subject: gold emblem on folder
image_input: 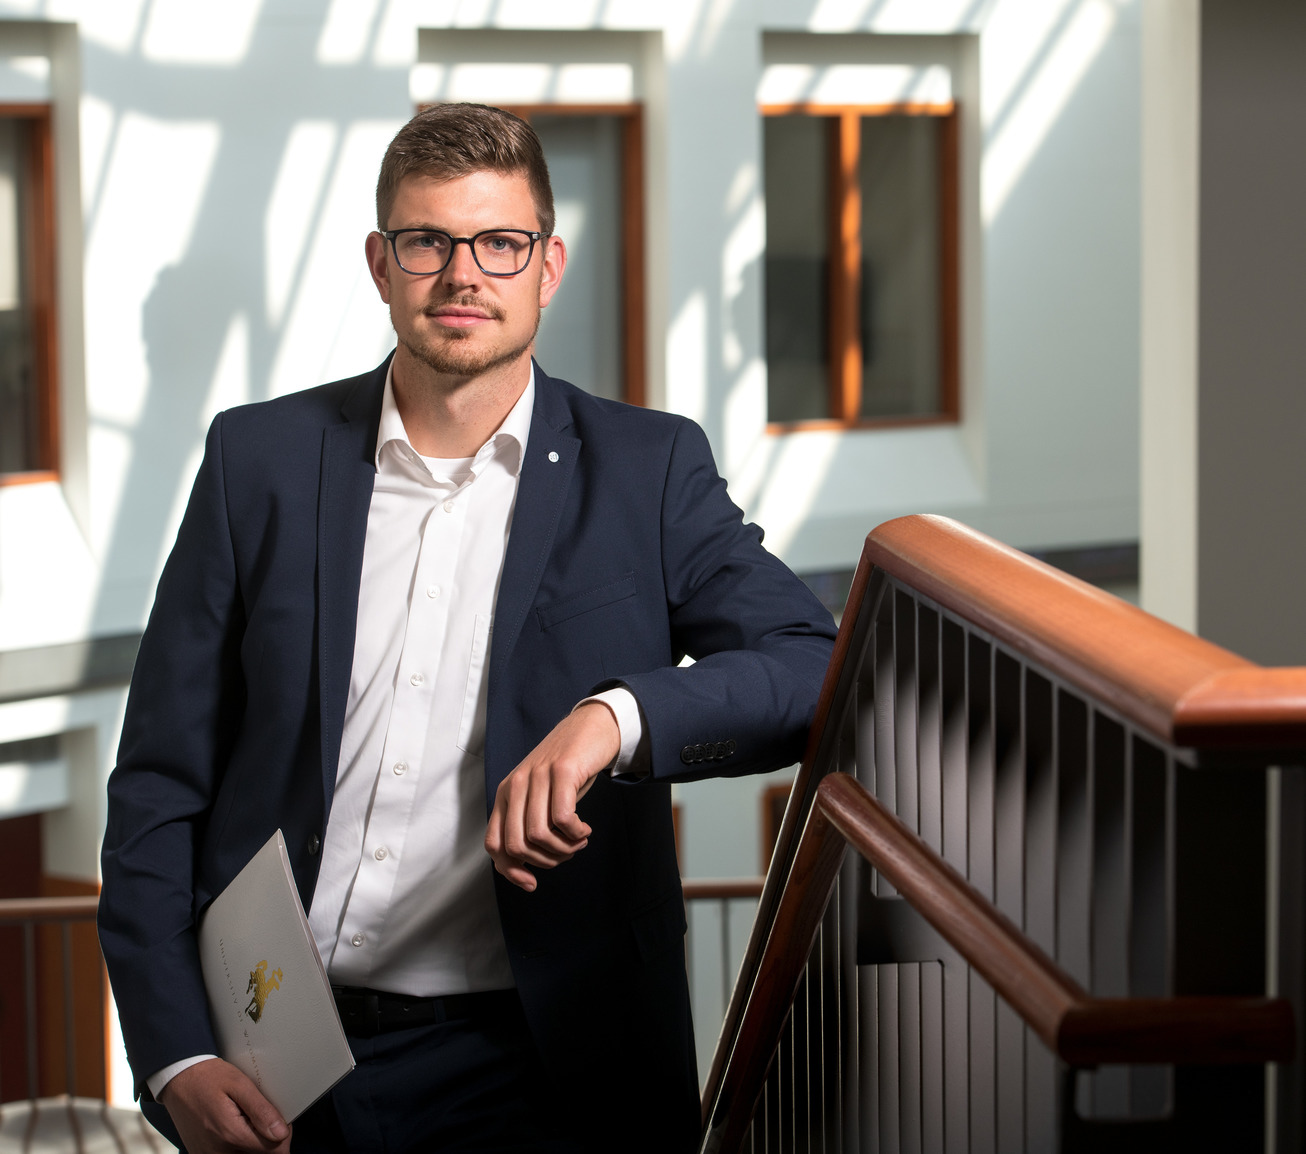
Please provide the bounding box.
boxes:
[245,959,283,1022]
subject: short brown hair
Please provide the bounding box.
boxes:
[375,103,554,235]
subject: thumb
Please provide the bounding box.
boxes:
[227,1076,289,1143]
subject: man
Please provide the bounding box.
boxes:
[99,104,836,1154]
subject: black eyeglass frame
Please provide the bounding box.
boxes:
[381,228,547,277]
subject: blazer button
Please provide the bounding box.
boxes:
[680,746,694,765]
[308,834,321,856]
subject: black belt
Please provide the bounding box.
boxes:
[331,986,518,1038]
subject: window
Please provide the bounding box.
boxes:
[505,105,645,406]
[763,104,959,429]
[0,104,56,481]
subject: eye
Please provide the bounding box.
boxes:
[480,232,525,253]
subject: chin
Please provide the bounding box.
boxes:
[405,333,531,378]
[401,312,539,377]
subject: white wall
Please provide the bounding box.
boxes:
[0,0,1146,1096]
[0,0,1144,643]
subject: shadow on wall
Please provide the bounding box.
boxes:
[85,6,406,633]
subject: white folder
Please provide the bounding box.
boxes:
[197,829,355,1121]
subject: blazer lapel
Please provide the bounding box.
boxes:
[487,370,580,793]
[317,363,385,807]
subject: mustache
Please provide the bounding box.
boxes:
[425,293,507,322]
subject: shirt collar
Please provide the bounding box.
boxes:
[375,359,534,478]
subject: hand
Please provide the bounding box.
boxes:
[158,1058,291,1154]
[484,702,621,891]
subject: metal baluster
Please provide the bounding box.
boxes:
[916,603,945,1154]
[859,611,882,1152]
[686,903,695,1007]
[994,651,1026,1150]
[720,899,731,1015]
[1024,670,1058,1149]
[967,634,997,1154]
[878,593,901,1151]
[1129,734,1170,1114]
[24,920,37,1101]
[1091,711,1129,1116]
[939,616,968,1154]
[895,591,923,1154]
[62,923,77,1097]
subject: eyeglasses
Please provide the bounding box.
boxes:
[382,228,545,277]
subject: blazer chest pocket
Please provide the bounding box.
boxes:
[535,572,636,631]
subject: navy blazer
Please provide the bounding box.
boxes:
[99,360,836,1151]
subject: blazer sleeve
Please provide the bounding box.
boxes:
[612,417,837,783]
[98,413,245,1094]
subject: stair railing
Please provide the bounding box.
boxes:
[698,514,1306,1153]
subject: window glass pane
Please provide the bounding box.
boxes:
[859,115,941,419]
[764,115,829,424]
[532,115,623,402]
[0,118,37,473]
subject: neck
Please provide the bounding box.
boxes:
[390,343,532,458]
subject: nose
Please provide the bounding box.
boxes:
[441,237,482,285]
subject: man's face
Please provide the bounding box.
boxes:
[365,169,565,380]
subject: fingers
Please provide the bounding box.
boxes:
[485,772,587,892]
[227,1072,291,1146]
[525,771,589,857]
[161,1058,291,1153]
[484,705,618,891]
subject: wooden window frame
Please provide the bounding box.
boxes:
[0,103,58,486]
[761,101,960,434]
[502,104,646,408]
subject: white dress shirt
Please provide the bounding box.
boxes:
[148,362,643,1096]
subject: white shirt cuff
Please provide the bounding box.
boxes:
[147,1054,218,1100]
[576,687,648,779]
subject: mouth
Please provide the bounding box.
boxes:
[426,299,504,329]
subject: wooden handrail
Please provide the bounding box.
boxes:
[703,774,1296,1153]
[0,896,99,922]
[681,878,766,901]
[864,515,1306,748]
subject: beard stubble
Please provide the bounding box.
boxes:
[400,292,541,377]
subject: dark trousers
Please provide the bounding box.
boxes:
[291,993,582,1154]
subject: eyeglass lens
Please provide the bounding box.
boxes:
[393,230,535,275]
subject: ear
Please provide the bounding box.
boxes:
[365,231,392,304]
[537,234,567,309]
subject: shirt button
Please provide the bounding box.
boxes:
[426,584,441,598]
[351,933,365,947]
[410,672,424,687]
[443,500,455,513]
[374,846,388,861]
[393,761,407,775]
